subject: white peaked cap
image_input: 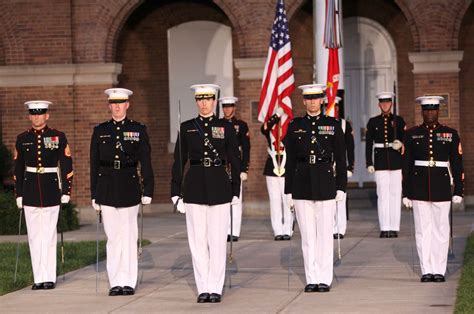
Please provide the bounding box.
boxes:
[25,100,51,110]
[219,96,238,104]
[190,84,220,97]
[415,96,445,106]
[104,88,133,100]
[376,92,395,100]
[298,84,326,95]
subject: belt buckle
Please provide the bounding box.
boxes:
[114,160,121,169]
[203,158,211,167]
[428,159,436,167]
[37,167,44,174]
[309,155,316,164]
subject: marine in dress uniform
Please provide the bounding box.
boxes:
[326,96,355,239]
[261,107,293,241]
[285,84,347,293]
[171,84,241,303]
[90,88,154,296]
[220,96,251,242]
[14,100,73,290]
[365,92,406,238]
[402,96,463,283]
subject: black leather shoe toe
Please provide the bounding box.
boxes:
[317,283,330,292]
[109,286,123,296]
[282,235,291,240]
[209,293,221,303]
[432,274,445,282]
[420,274,433,282]
[32,283,44,290]
[274,235,283,241]
[380,231,388,238]
[43,282,55,289]
[304,284,318,292]
[122,286,135,295]
[197,293,210,303]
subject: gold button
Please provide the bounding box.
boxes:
[37,135,41,139]
[429,145,432,148]
[38,157,41,161]
[115,155,119,159]
[38,140,41,144]
[204,123,208,127]
[117,127,120,130]
[312,131,315,134]
[204,152,208,155]
[204,133,208,136]
[430,139,432,142]
[37,145,41,149]
[38,163,42,167]
[430,151,433,154]
[116,136,119,139]
[38,151,41,155]
[310,150,314,153]
[312,122,315,125]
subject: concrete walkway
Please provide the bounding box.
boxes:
[1,208,473,313]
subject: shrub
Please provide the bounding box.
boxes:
[0,191,79,235]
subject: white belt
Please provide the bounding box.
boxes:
[373,143,393,148]
[26,166,59,174]
[414,160,449,168]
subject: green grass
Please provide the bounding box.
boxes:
[455,233,474,314]
[0,240,151,296]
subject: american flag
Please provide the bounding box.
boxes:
[258,0,295,149]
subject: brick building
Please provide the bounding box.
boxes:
[1,0,473,218]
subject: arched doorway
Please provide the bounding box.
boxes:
[343,17,397,186]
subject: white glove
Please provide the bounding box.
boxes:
[92,199,100,211]
[275,107,285,117]
[286,194,294,208]
[335,190,345,202]
[347,170,353,178]
[61,195,70,204]
[367,166,375,174]
[392,140,403,150]
[16,197,22,209]
[231,196,239,206]
[403,197,413,208]
[240,172,248,181]
[171,196,185,214]
[141,196,152,205]
[452,195,463,204]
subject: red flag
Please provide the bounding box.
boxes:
[325,48,340,118]
[257,0,295,149]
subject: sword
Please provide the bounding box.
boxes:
[174,100,184,213]
[59,206,65,281]
[288,204,296,291]
[229,204,234,263]
[334,202,342,267]
[96,209,101,293]
[138,203,144,259]
[14,208,23,283]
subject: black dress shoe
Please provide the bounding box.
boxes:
[304,284,318,292]
[231,235,239,242]
[317,283,330,292]
[32,283,44,290]
[43,282,55,289]
[380,231,389,238]
[274,235,283,241]
[197,293,210,303]
[282,235,291,240]
[109,286,123,296]
[420,274,433,282]
[333,233,344,239]
[122,286,135,295]
[389,231,398,238]
[227,235,231,242]
[432,274,446,282]
[209,293,221,303]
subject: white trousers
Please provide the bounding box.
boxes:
[412,201,451,275]
[24,205,60,284]
[185,202,230,294]
[333,192,347,235]
[101,204,139,288]
[374,169,402,231]
[228,182,243,237]
[266,176,293,236]
[294,199,335,285]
